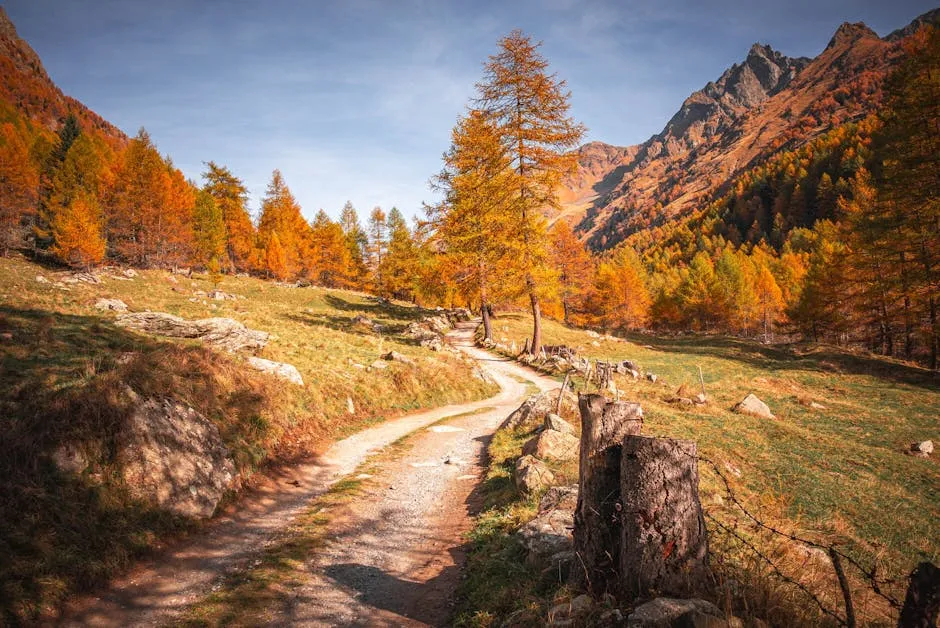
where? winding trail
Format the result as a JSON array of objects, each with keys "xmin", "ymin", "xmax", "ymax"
[{"xmin": 60, "ymin": 322, "xmax": 555, "ymax": 627}]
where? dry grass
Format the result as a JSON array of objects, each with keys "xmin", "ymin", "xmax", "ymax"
[
  {"xmin": 459, "ymin": 311, "xmax": 939, "ymax": 626},
  {"xmin": 0, "ymin": 255, "xmax": 496, "ymax": 623}
]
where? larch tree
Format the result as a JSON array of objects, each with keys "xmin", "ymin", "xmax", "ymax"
[
  {"xmin": 49, "ymin": 192, "xmax": 105, "ymax": 268},
  {"xmin": 202, "ymin": 162, "xmax": 256, "ymax": 273},
  {"xmin": 431, "ymin": 109, "xmax": 520, "ymax": 340},
  {"xmin": 192, "ymin": 188, "xmax": 227, "ymax": 282},
  {"xmin": 309, "ymin": 209, "xmax": 354, "ymax": 287},
  {"xmin": 257, "ymin": 169, "xmax": 310, "ymax": 280},
  {"xmin": 0, "ymin": 122, "xmax": 39, "ymax": 255},
  {"xmin": 549, "ymin": 220, "xmax": 594, "ymax": 325},
  {"xmin": 475, "ymin": 29, "xmax": 585, "ymax": 353},
  {"xmin": 590, "ymin": 244, "xmax": 651, "ymax": 331},
  {"xmin": 339, "ymin": 201, "xmax": 369, "ymax": 288},
  {"xmin": 367, "ymin": 206, "xmax": 388, "ymax": 291},
  {"xmin": 379, "ymin": 207, "xmax": 420, "ymax": 300}
]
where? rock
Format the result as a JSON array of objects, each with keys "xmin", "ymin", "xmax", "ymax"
[
  {"xmin": 346, "ymin": 397, "xmax": 355, "ymax": 414},
  {"xmin": 599, "ymin": 609, "xmax": 626, "ymax": 626},
  {"xmin": 420, "ymin": 337, "xmax": 444, "ymax": 351},
  {"xmin": 538, "ymin": 485, "xmax": 578, "ymax": 513},
  {"xmin": 523, "ymin": 429, "xmax": 580, "ymax": 461},
  {"xmin": 370, "ymin": 360, "xmax": 389, "ymax": 370},
  {"xmin": 518, "ymin": 507, "xmax": 574, "ymax": 563},
  {"xmin": 115, "ymin": 312, "xmax": 269, "ymax": 352},
  {"xmin": 382, "ymin": 351, "xmax": 415, "ymax": 365},
  {"xmin": 622, "ymin": 360, "xmax": 639, "ymax": 371},
  {"xmin": 591, "ymin": 340, "xmax": 601, "ymax": 347},
  {"xmin": 693, "ymin": 392, "xmax": 707, "ymax": 404},
  {"xmin": 809, "ymin": 401, "xmax": 826, "ymax": 410},
  {"xmin": 629, "ymin": 369, "xmax": 641, "ymax": 379},
  {"xmin": 52, "ymin": 444, "xmax": 89, "ymax": 475},
  {"xmin": 247, "ymin": 357, "xmax": 304, "ymax": 385},
  {"xmin": 122, "ymin": 268, "xmax": 138, "ymax": 278},
  {"xmin": 627, "ymin": 598, "xmax": 724, "ymax": 627},
  {"xmin": 353, "ymin": 314, "xmax": 378, "ymax": 330},
  {"xmin": 549, "ymin": 594, "xmax": 593, "ymax": 624},
  {"xmin": 733, "ymin": 393, "xmax": 775, "ymax": 419},
  {"xmin": 208, "ymin": 289, "xmax": 238, "ymax": 301},
  {"xmin": 117, "ymin": 397, "xmax": 235, "ymax": 519},
  {"xmin": 910, "ymin": 440, "xmax": 934, "ymax": 457},
  {"xmin": 586, "ymin": 330, "xmax": 600, "ymax": 338},
  {"xmin": 94, "ymin": 297, "xmax": 128, "ymax": 312},
  {"xmin": 647, "ymin": 373, "xmax": 658, "ymax": 383},
  {"xmin": 501, "ymin": 389, "xmax": 578, "ymax": 431},
  {"xmin": 35, "ymin": 275, "xmax": 49, "ymax": 283},
  {"xmin": 68, "ymin": 271, "xmax": 101, "ymax": 284},
  {"xmin": 544, "ymin": 413, "xmax": 577, "ymax": 436},
  {"xmin": 515, "ymin": 455, "xmax": 555, "ymax": 494}
]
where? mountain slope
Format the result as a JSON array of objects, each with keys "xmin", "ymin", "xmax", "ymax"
[
  {"xmin": 561, "ymin": 14, "xmax": 929, "ymax": 250},
  {"xmin": 0, "ymin": 6, "xmax": 124, "ymax": 143}
]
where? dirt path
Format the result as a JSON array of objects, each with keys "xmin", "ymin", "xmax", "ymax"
[{"xmin": 60, "ymin": 322, "xmax": 555, "ymax": 627}]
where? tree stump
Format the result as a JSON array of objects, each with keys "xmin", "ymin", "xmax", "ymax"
[
  {"xmin": 620, "ymin": 436, "xmax": 710, "ymax": 600},
  {"xmin": 898, "ymin": 562, "xmax": 940, "ymax": 628},
  {"xmin": 572, "ymin": 394, "xmax": 643, "ymax": 595}
]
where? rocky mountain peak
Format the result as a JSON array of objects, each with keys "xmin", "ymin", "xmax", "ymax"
[
  {"xmin": 0, "ymin": 6, "xmax": 16, "ymax": 39},
  {"xmin": 826, "ymin": 21, "xmax": 879, "ymax": 50}
]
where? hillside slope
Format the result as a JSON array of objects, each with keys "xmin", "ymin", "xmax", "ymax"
[{"xmin": 560, "ymin": 11, "xmax": 937, "ymax": 250}]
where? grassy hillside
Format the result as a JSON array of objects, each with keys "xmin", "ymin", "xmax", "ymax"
[
  {"xmin": 0, "ymin": 255, "xmax": 495, "ymax": 623},
  {"xmin": 467, "ymin": 312, "xmax": 938, "ymax": 625}
]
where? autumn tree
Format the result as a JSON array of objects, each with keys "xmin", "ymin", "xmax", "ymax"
[
  {"xmin": 431, "ymin": 110, "xmax": 520, "ymax": 340},
  {"xmin": 589, "ymin": 244, "xmax": 651, "ymax": 331},
  {"xmin": 475, "ymin": 29, "xmax": 585, "ymax": 352},
  {"xmin": 367, "ymin": 206, "xmax": 387, "ymax": 291},
  {"xmin": 309, "ymin": 209, "xmax": 354, "ymax": 287},
  {"xmin": 193, "ymin": 188, "xmax": 226, "ymax": 281},
  {"xmin": 378, "ymin": 208, "xmax": 420, "ymax": 300},
  {"xmin": 49, "ymin": 192, "xmax": 105, "ymax": 268},
  {"xmin": 0, "ymin": 122, "xmax": 39, "ymax": 254},
  {"xmin": 202, "ymin": 161, "xmax": 256, "ymax": 272},
  {"xmin": 339, "ymin": 200, "xmax": 369, "ymax": 288},
  {"xmin": 257, "ymin": 169, "xmax": 310, "ymax": 280},
  {"xmin": 550, "ymin": 220, "xmax": 594, "ymax": 324}
]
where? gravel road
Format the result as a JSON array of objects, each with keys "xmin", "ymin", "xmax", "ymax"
[{"xmin": 59, "ymin": 322, "xmax": 555, "ymax": 627}]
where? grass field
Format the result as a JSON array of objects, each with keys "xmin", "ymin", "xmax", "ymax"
[
  {"xmin": 0, "ymin": 255, "xmax": 496, "ymax": 623},
  {"xmin": 458, "ymin": 312, "xmax": 939, "ymax": 626}
]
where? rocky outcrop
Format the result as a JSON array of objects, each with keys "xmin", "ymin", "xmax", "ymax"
[
  {"xmin": 115, "ymin": 312, "xmax": 269, "ymax": 352},
  {"xmin": 522, "ymin": 429, "xmax": 580, "ymax": 461},
  {"xmin": 514, "ymin": 455, "xmax": 555, "ymax": 494},
  {"xmin": 94, "ymin": 298, "xmax": 128, "ymax": 312},
  {"xmin": 626, "ymin": 598, "xmax": 724, "ymax": 627},
  {"xmin": 116, "ymin": 395, "xmax": 235, "ymax": 519},
  {"xmin": 518, "ymin": 508, "xmax": 574, "ymax": 564},
  {"xmin": 544, "ymin": 413, "xmax": 577, "ymax": 436},
  {"xmin": 247, "ymin": 357, "xmax": 304, "ymax": 385},
  {"xmin": 501, "ymin": 389, "xmax": 578, "ymax": 431}
]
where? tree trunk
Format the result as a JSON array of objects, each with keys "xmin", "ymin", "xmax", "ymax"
[
  {"xmin": 563, "ymin": 298, "xmax": 570, "ymax": 325},
  {"xmin": 620, "ymin": 436, "xmax": 710, "ymax": 600},
  {"xmin": 481, "ymin": 299, "xmax": 493, "ymax": 342},
  {"xmin": 529, "ymin": 287, "xmax": 542, "ymax": 355},
  {"xmin": 930, "ymin": 296, "xmax": 938, "ymax": 371},
  {"xmin": 572, "ymin": 394, "xmax": 643, "ymax": 596},
  {"xmin": 898, "ymin": 562, "xmax": 940, "ymax": 628}
]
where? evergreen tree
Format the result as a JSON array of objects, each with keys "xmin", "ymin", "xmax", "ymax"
[{"xmin": 202, "ymin": 161, "xmax": 255, "ymax": 272}]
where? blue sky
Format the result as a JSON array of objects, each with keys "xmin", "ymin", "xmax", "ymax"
[{"xmin": 4, "ymin": 0, "xmax": 936, "ymax": 222}]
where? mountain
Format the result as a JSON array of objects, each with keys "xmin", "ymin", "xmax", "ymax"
[
  {"xmin": 560, "ymin": 12, "xmax": 932, "ymax": 251},
  {"xmin": 0, "ymin": 6, "xmax": 124, "ymax": 144}
]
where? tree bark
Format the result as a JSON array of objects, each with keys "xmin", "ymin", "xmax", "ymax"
[
  {"xmin": 620, "ymin": 436, "xmax": 710, "ymax": 600},
  {"xmin": 572, "ymin": 394, "xmax": 643, "ymax": 596},
  {"xmin": 898, "ymin": 562, "xmax": 940, "ymax": 628},
  {"xmin": 481, "ymin": 299, "xmax": 493, "ymax": 342},
  {"xmin": 529, "ymin": 288, "xmax": 542, "ymax": 355}
]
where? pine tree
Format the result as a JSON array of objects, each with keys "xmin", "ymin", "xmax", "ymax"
[
  {"xmin": 367, "ymin": 206, "xmax": 387, "ymax": 291},
  {"xmin": 475, "ymin": 30, "xmax": 585, "ymax": 352},
  {"xmin": 264, "ymin": 231, "xmax": 289, "ymax": 280},
  {"xmin": 339, "ymin": 201, "xmax": 369, "ymax": 288},
  {"xmin": 193, "ymin": 188, "xmax": 226, "ymax": 276},
  {"xmin": 257, "ymin": 170, "xmax": 309, "ymax": 280}
]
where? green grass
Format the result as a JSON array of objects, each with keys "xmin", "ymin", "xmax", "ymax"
[
  {"xmin": 0, "ymin": 255, "xmax": 497, "ymax": 623},
  {"xmin": 479, "ymin": 311, "xmax": 939, "ymax": 625}
]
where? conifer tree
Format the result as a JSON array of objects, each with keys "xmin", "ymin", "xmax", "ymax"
[
  {"xmin": 367, "ymin": 206, "xmax": 388, "ymax": 291},
  {"xmin": 50, "ymin": 193, "xmax": 105, "ymax": 268},
  {"xmin": 193, "ymin": 188, "xmax": 226, "ymax": 276},
  {"xmin": 550, "ymin": 220, "xmax": 594, "ymax": 325},
  {"xmin": 590, "ymin": 245, "xmax": 650, "ymax": 331},
  {"xmin": 257, "ymin": 169, "xmax": 309, "ymax": 280},
  {"xmin": 0, "ymin": 122, "xmax": 39, "ymax": 254},
  {"xmin": 339, "ymin": 201, "xmax": 369, "ymax": 288},
  {"xmin": 202, "ymin": 161, "xmax": 255, "ymax": 272},
  {"xmin": 475, "ymin": 30, "xmax": 585, "ymax": 352}
]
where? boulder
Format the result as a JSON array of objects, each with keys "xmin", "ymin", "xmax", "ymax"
[
  {"xmin": 94, "ymin": 298, "xmax": 128, "ymax": 312},
  {"xmin": 627, "ymin": 598, "xmax": 724, "ymax": 627},
  {"xmin": 208, "ymin": 289, "xmax": 238, "ymax": 301},
  {"xmin": 52, "ymin": 444, "xmax": 89, "ymax": 475},
  {"xmin": 63, "ymin": 271, "xmax": 101, "ymax": 284},
  {"xmin": 539, "ymin": 485, "xmax": 579, "ymax": 513},
  {"xmin": 647, "ymin": 373, "xmax": 658, "ymax": 383},
  {"xmin": 501, "ymin": 389, "xmax": 578, "ymax": 431},
  {"xmin": 247, "ymin": 357, "xmax": 304, "ymax": 385},
  {"xmin": 420, "ymin": 337, "xmax": 444, "ymax": 351},
  {"xmin": 733, "ymin": 393, "xmax": 775, "ymax": 419},
  {"xmin": 122, "ymin": 268, "xmax": 138, "ymax": 278},
  {"xmin": 518, "ymin": 507, "xmax": 574, "ymax": 564},
  {"xmin": 523, "ymin": 429, "xmax": 580, "ymax": 461},
  {"xmin": 382, "ymin": 350, "xmax": 415, "ymax": 365},
  {"xmin": 117, "ymin": 397, "xmax": 236, "ymax": 519},
  {"xmin": 548, "ymin": 594, "xmax": 594, "ymax": 625},
  {"xmin": 370, "ymin": 360, "xmax": 389, "ymax": 370},
  {"xmin": 116, "ymin": 312, "xmax": 268, "ymax": 352},
  {"xmin": 515, "ymin": 455, "xmax": 555, "ymax": 494},
  {"xmin": 35, "ymin": 275, "xmax": 49, "ymax": 284},
  {"xmin": 910, "ymin": 440, "xmax": 934, "ymax": 457},
  {"xmin": 544, "ymin": 413, "xmax": 577, "ymax": 436}
]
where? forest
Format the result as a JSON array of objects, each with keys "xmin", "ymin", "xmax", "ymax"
[{"xmin": 0, "ymin": 26, "xmax": 936, "ymax": 367}]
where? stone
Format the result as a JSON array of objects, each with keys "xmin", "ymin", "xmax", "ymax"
[
  {"xmin": 518, "ymin": 507, "xmax": 574, "ymax": 563},
  {"xmin": 539, "ymin": 485, "xmax": 579, "ymax": 513},
  {"xmin": 501, "ymin": 389, "xmax": 578, "ymax": 431},
  {"xmin": 627, "ymin": 598, "xmax": 723, "ymax": 628},
  {"xmin": 694, "ymin": 392, "xmax": 707, "ymax": 404},
  {"xmin": 544, "ymin": 413, "xmax": 577, "ymax": 436},
  {"xmin": 382, "ymin": 350, "xmax": 415, "ymax": 365},
  {"xmin": 52, "ymin": 444, "xmax": 89, "ymax": 475},
  {"xmin": 647, "ymin": 373, "xmax": 658, "ymax": 383},
  {"xmin": 247, "ymin": 357, "xmax": 304, "ymax": 385},
  {"xmin": 523, "ymin": 429, "xmax": 580, "ymax": 461},
  {"xmin": 67, "ymin": 271, "xmax": 101, "ymax": 284},
  {"xmin": 116, "ymin": 312, "xmax": 269, "ymax": 352},
  {"xmin": 94, "ymin": 297, "xmax": 128, "ymax": 312},
  {"xmin": 208, "ymin": 289, "xmax": 238, "ymax": 301},
  {"xmin": 420, "ymin": 337, "xmax": 444, "ymax": 351},
  {"xmin": 370, "ymin": 360, "xmax": 389, "ymax": 370},
  {"xmin": 35, "ymin": 275, "xmax": 49, "ymax": 283},
  {"xmin": 910, "ymin": 440, "xmax": 934, "ymax": 457},
  {"xmin": 347, "ymin": 397, "xmax": 356, "ymax": 414},
  {"xmin": 116, "ymin": 397, "xmax": 235, "ymax": 519},
  {"xmin": 622, "ymin": 360, "xmax": 640, "ymax": 372},
  {"xmin": 733, "ymin": 393, "xmax": 774, "ymax": 419},
  {"xmin": 809, "ymin": 401, "xmax": 826, "ymax": 410},
  {"xmin": 515, "ymin": 454, "xmax": 555, "ymax": 494},
  {"xmin": 122, "ymin": 268, "xmax": 138, "ymax": 278},
  {"xmin": 586, "ymin": 330, "xmax": 600, "ymax": 338},
  {"xmin": 548, "ymin": 594, "xmax": 594, "ymax": 624}
]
